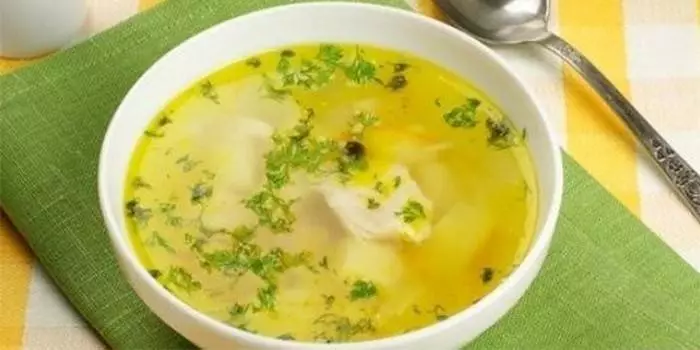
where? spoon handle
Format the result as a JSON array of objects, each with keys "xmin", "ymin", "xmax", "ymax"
[{"xmin": 538, "ymin": 33, "xmax": 700, "ymax": 223}]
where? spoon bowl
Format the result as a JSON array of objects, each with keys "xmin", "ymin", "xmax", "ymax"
[{"xmin": 435, "ymin": 0, "xmax": 550, "ymax": 44}]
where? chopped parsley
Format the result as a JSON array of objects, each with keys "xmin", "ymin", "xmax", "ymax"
[
  {"xmin": 228, "ymin": 303, "xmax": 250, "ymax": 320},
  {"xmin": 245, "ymin": 57, "xmax": 261, "ymax": 68},
  {"xmin": 349, "ymin": 280, "xmax": 378, "ymax": 301},
  {"xmin": 344, "ymin": 48, "xmax": 378, "ymax": 85},
  {"xmin": 366, "ymin": 197, "xmax": 380, "ymax": 210},
  {"xmin": 319, "ymin": 256, "xmax": 329, "ymax": 269},
  {"xmin": 486, "ymin": 117, "xmax": 522, "ymax": 150},
  {"xmin": 263, "ymin": 79, "xmax": 291, "ymax": 101},
  {"xmin": 393, "ymin": 176, "xmax": 402, "ymax": 189},
  {"xmin": 157, "ymin": 115, "xmax": 173, "ymax": 127},
  {"xmin": 159, "ymin": 202, "xmax": 182, "ymax": 227},
  {"xmin": 317, "ymin": 44, "xmax": 344, "ymax": 65},
  {"xmin": 271, "ymin": 47, "xmax": 339, "ymax": 92},
  {"xmin": 190, "ymin": 183, "xmax": 213, "ymax": 204},
  {"xmin": 281, "ymin": 49, "xmax": 296, "ymax": 58},
  {"xmin": 200, "ymin": 80, "xmax": 220, "ymax": 104},
  {"xmin": 131, "ymin": 176, "xmax": 151, "ymax": 189},
  {"xmin": 229, "ymin": 225, "xmax": 255, "ymax": 241},
  {"xmin": 348, "ymin": 111, "xmax": 379, "ymax": 139},
  {"xmin": 481, "ymin": 267, "xmax": 494, "ymax": 284},
  {"xmin": 373, "ymin": 180, "xmax": 386, "ymax": 194},
  {"xmin": 200, "ymin": 243, "xmax": 311, "ymax": 312},
  {"xmin": 144, "ymin": 130, "xmax": 164, "ymax": 138},
  {"xmin": 143, "ymin": 114, "xmax": 172, "ymax": 138},
  {"xmin": 433, "ymin": 305, "xmax": 448, "ymax": 321},
  {"xmin": 313, "ymin": 314, "xmax": 376, "ymax": 342},
  {"xmin": 443, "ymin": 98, "xmax": 481, "ymax": 128},
  {"xmin": 243, "ymin": 188, "xmax": 296, "ymax": 233},
  {"xmin": 125, "ymin": 199, "xmax": 152, "ymax": 224},
  {"xmin": 393, "ymin": 62, "xmax": 410, "ymax": 73},
  {"xmin": 322, "ymin": 294, "xmax": 336, "ymax": 309},
  {"xmin": 254, "ymin": 283, "xmax": 278, "ymax": 312},
  {"xmin": 386, "ymin": 74, "xmax": 407, "ymax": 91},
  {"xmin": 184, "ymin": 233, "xmax": 205, "ymax": 254},
  {"xmin": 148, "ymin": 269, "xmax": 161, "ymax": 279},
  {"xmin": 396, "ymin": 200, "xmax": 427, "ymax": 224},
  {"xmin": 175, "ymin": 154, "xmax": 200, "ymax": 172},
  {"xmin": 146, "ymin": 231, "xmax": 175, "ymax": 253},
  {"xmin": 163, "ymin": 266, "xmax": 201, "ymax": 294},
  {"xmin": 277, "ymin": 333, "xmax": 296, "ymax": 341}
]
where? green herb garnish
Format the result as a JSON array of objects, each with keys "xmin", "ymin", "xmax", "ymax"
[
  {"xmin": 393, "ymin": 62, "xmax": 410, "ymax": 73},
  {"xmin": 367, "ymin": 198, "xmax": 380, "ymax": 210},
  {"xmin": 228, "ymin": 303, "xmax": 250, "ymax": 320},
  {"xmin": 313, "ymin": 314, "xmax": 376, "ymax": 342},
  {"xmin": 317, "ymin": 44, "xmax": 344, "ymax": 65},
  {"xmin": 485, "ymin": 117, "xmax": 521, "ymax": 150},
  {"xmin": 344, "ymin": 48, "xmax": 378, "ymax": 85},
  {"xmin": 386, "ymin": 74, "xmax": 407, "ymax": 91},
  {"xmin": 373, "ymin": 180, "xmax": 385, "ymax": 194},
  {"xmin": 243, "ymin": 189, "xmax": 296, "ymax": 233},
  {"xmin": 184, "ymin": 233, "xmax": 205, "ymax": 254},
  {"xmin": 281, "ymin": 49, "xmax": 296, "ymax": 58},
  {"xmin": 348, "ymin": 111, "xmax": 379, "ymax": 138},
  {"xmin": 393, "ymin": 176, "xmax": 402, "ymax": 189},
  {"xmin": 131, "ymin": 176, "xmax": 151, "ymax": 189},
  {"xmin": 433, "ymin": 305, "xmax": 448, "ymax": 321},
  {"xmin": 443, "ymin": 98, "xmax": 481, "ymax": 128},
  {"xmin": 175, "ymin": 154, "xmax": 200, "ymax": 172},
  {"xmin": 349, "ymin": 280, "xmax": 378, "ymax": 301},
  {"xmin": 254, "ymin": 283, "xmax": 278, "ymax": 312},
  {"xmin": 148, "ymin": 269, "xmax": 161, "ymax": 279},
  {"xmin": 162, "ymin": 266, "xmax": 201, "ymax": 293},
  {"xmin": 157, "ymin": 115, "xmax": 172, "ymax": 127},
  {"xmin": 229, "ymin": 225, "xmax": 256, "ymax": 241},
  {"xmin": 277, "ymin": 334, "xmax": 296, "ymax": 341},
  {"xmin": 263, "ymin": 80, "xmax": 292, "ymax": 101},
  {"xmin": 146, "ymin": 231, "xmax": 175, "ymax": 253},
  {"xmin": 319, "ymin": 256, "xmax": 329, "ymax": 269},
  {"xmin": 245, "ymin": 57, "xmax": 261, "ymax": 68},
  {"xmin": 200, "ymin": 80, "xmax": 220, "ymax": 104},
  {"xmin": 481, "ymin": 267, "xmax": 494, "ymax": 284},
  {"xmin": 396, "ymin": 200, "xmax": 427, "ymax": 224},
  {"xmin": 190, "ymin": 183, "xmax": 213, "ymax": 204},
  {"xmin": 322, "ymin": 294, "xmax": 336, "ymax": 309},
  {"xmin": 125, "ymin": 199, "xmax": 152, "ymax": 224}
]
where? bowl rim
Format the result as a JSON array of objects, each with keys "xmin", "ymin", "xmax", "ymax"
[{"xmin": 98, "ymin": 2, "xmax": 564, "ymax": 349}]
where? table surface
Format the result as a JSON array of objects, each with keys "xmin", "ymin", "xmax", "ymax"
[{"xmin": 1, "ymin": 0, "xmax": 699, "ymax": 348}]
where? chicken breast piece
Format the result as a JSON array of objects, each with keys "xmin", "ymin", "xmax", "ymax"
[{"xmin": 316, "ymin": 164, "xmax": 433, "ymax": 243}]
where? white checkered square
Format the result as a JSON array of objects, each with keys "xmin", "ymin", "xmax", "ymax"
[
  {"xmin": 625, "ymin": 24, "xmax": 700, "ymax": 79},
  {"xmin": 624, "ymin": 0, "xmax": 699, "ymax": 24}
]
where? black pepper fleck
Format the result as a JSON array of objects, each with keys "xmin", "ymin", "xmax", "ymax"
[{"xmin": 344, "ymin": 141, "xmax": 365, "ymax": 160}]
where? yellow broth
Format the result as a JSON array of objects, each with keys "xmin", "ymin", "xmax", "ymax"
[{"xmin": 124, "ymin": 44, "xmax": 538, "ymax": 342}]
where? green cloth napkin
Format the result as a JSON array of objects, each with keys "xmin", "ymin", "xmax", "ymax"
[{"xmin": 1, "ymin": 0, "xmax": 699, "ymax": 348}]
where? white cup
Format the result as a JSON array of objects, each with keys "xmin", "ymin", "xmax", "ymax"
[{"xmin": 0, "ymin": 0, "xmax": 87, "ymax": 58}]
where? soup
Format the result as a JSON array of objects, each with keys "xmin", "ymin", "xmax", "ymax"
[{"xmin": 124, "ymin": 43, "xmax": 537, "ymax": 343}]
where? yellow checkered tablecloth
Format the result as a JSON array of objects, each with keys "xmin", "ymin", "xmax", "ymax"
[{"xmin": 1, "ymin": 0, "xmax": 699, "ymax": 348}]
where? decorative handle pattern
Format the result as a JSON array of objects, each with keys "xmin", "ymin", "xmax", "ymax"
[
  {"xmin": 650, "ymin": 137, "xmax": 700, "ymax": 210},
  {"xmin": 539, "ymin": 34, "xmax": 700, "ymax": 223}
]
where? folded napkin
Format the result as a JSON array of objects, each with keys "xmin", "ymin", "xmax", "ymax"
[{"xmin": 0, "ymin": 0, "xmax": 698, "ymax": 348}]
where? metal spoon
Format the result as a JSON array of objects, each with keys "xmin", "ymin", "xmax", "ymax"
[{"xmin": 434, "ymin": 0, "xmax": 700, "ymax": 223}]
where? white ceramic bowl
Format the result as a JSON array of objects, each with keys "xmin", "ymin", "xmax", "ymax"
[{"xmin": 99, "ymin": 3, "xmax": 563, "ymax": 349}]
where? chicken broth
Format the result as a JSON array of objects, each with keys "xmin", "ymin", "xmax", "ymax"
[{"xmin": 125, "ymin": 43, "xmax": 537, "ymax": 342}]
